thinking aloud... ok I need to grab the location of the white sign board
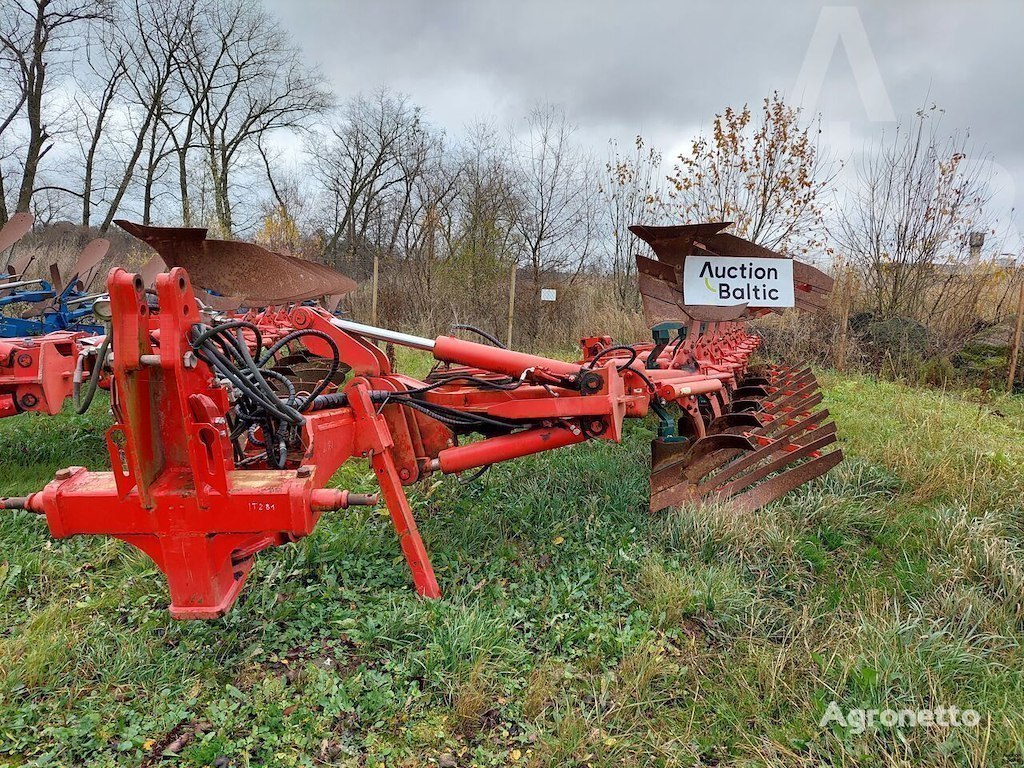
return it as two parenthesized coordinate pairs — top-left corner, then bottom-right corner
(540, 288), (557, 302)
(683, 256), (795, 307)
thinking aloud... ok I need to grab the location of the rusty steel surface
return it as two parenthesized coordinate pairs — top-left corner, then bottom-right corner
(646, 361), (842, 514)
(0, 212), (34, 260)
(115, 220), (357, 306)
(65, 239), (110, 290)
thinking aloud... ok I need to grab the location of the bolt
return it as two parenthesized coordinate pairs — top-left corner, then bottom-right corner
(399, 467), (411, 481)
(183, 351), (198, 368)
(16, 353), (32, 368)
(296, 465), (313, 478)
(55, 468), (73, 480)
(19, 393), (38, 408)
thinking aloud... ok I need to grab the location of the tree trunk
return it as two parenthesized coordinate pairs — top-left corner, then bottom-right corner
(16, 85), (45, 213)
(0, 169), (8, 225)
(177, 145), (191, 226)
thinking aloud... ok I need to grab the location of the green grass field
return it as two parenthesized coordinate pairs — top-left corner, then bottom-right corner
(0, 369), (1022, 767)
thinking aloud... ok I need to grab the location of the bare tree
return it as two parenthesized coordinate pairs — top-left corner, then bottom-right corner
(253, 137), (310, 253)
(421, 121), (520, 331)
(668, 92), (832, 255)
(601, 135), (668, 309)
(833, 105), (992, 320)
(0, 0), (110, 221)
(176, 0), (330, 235)
(95, 0), (197, 230)
(309, 87), (425, 264)
(512, 104), (597, 286)
(70, 22), (128, 227)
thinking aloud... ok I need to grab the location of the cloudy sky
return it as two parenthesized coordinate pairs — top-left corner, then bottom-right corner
(266, 0), (1024, 255)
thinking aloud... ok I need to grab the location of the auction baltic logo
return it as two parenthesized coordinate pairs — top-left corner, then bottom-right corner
(820, 703), (982, 735)
(698, 260), (783, 302)
(682, 255), (795, 308)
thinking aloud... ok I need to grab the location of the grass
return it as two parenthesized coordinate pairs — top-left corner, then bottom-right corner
(0, 366), (1022, 767)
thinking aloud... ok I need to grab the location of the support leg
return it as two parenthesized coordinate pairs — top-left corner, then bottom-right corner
(372, 449), (440, 598)
(347, 379), (440, 598)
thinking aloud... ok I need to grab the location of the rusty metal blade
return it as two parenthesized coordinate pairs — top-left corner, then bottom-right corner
(139, 255), (166, 289)
(706, 424), (838, 493)
(636, 254), (678, 284)
(708, 411), (763, 434)
(0, 254), (33, 297)
(680, 304), (750, 322)
(115, 221), (358, 306)
(49, 263), (63, 292)
(650, 433), (757, 511)
(629, 223), (834, 318)
(726, 398), (763, 414)
(0, 212), (33, 257)
(641, 292), (690, 327)
(722, 450), (844, 516)
(194, 289), (245, 312)
(272, 356), (351, 388)
(762, 392), (825, 421)
(636, 256), (749, 325)
(755, 408), (831, 440)
(629, 222), (732, 266)
(765, 371), (817, 394)
(698, 232), (835, 295)
(66, 239), (110, 286)
(5, 254), (31, 278)
(732, 385), (769, 400)
(79, 263), (103, 292)
(762, 381), (819, 412)
(707, 448), (838, 506)
(651, 433), (755, 483)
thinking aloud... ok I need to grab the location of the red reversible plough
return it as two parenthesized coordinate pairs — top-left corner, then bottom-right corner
(1, 221), (841, 619)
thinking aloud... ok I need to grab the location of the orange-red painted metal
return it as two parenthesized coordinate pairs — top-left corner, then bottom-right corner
(0, 331), (91, 415)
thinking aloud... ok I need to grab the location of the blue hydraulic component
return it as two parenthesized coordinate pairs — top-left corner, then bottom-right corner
(0, 277), (104, 337)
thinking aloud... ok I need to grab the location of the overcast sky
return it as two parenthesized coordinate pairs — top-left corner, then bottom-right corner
(266, 0), (1024, 255)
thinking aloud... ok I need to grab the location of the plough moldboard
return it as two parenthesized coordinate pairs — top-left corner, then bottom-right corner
(0, 218), (841, 619)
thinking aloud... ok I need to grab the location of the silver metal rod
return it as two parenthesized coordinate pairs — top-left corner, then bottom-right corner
(0, 278), (46, 291)
(65, 293), (103, 306)
(330, 317), (436, 351)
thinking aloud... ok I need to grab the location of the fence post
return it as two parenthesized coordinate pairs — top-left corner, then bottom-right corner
(1008, 281), (1024, 393)
(834, 266), (854, 372)
(371, 253), (379, 326)
(506, 263), (517, 348)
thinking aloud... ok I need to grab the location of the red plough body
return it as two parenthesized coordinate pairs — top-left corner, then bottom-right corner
(3, 266), (742, 618)
(1, 220), (842, 619)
